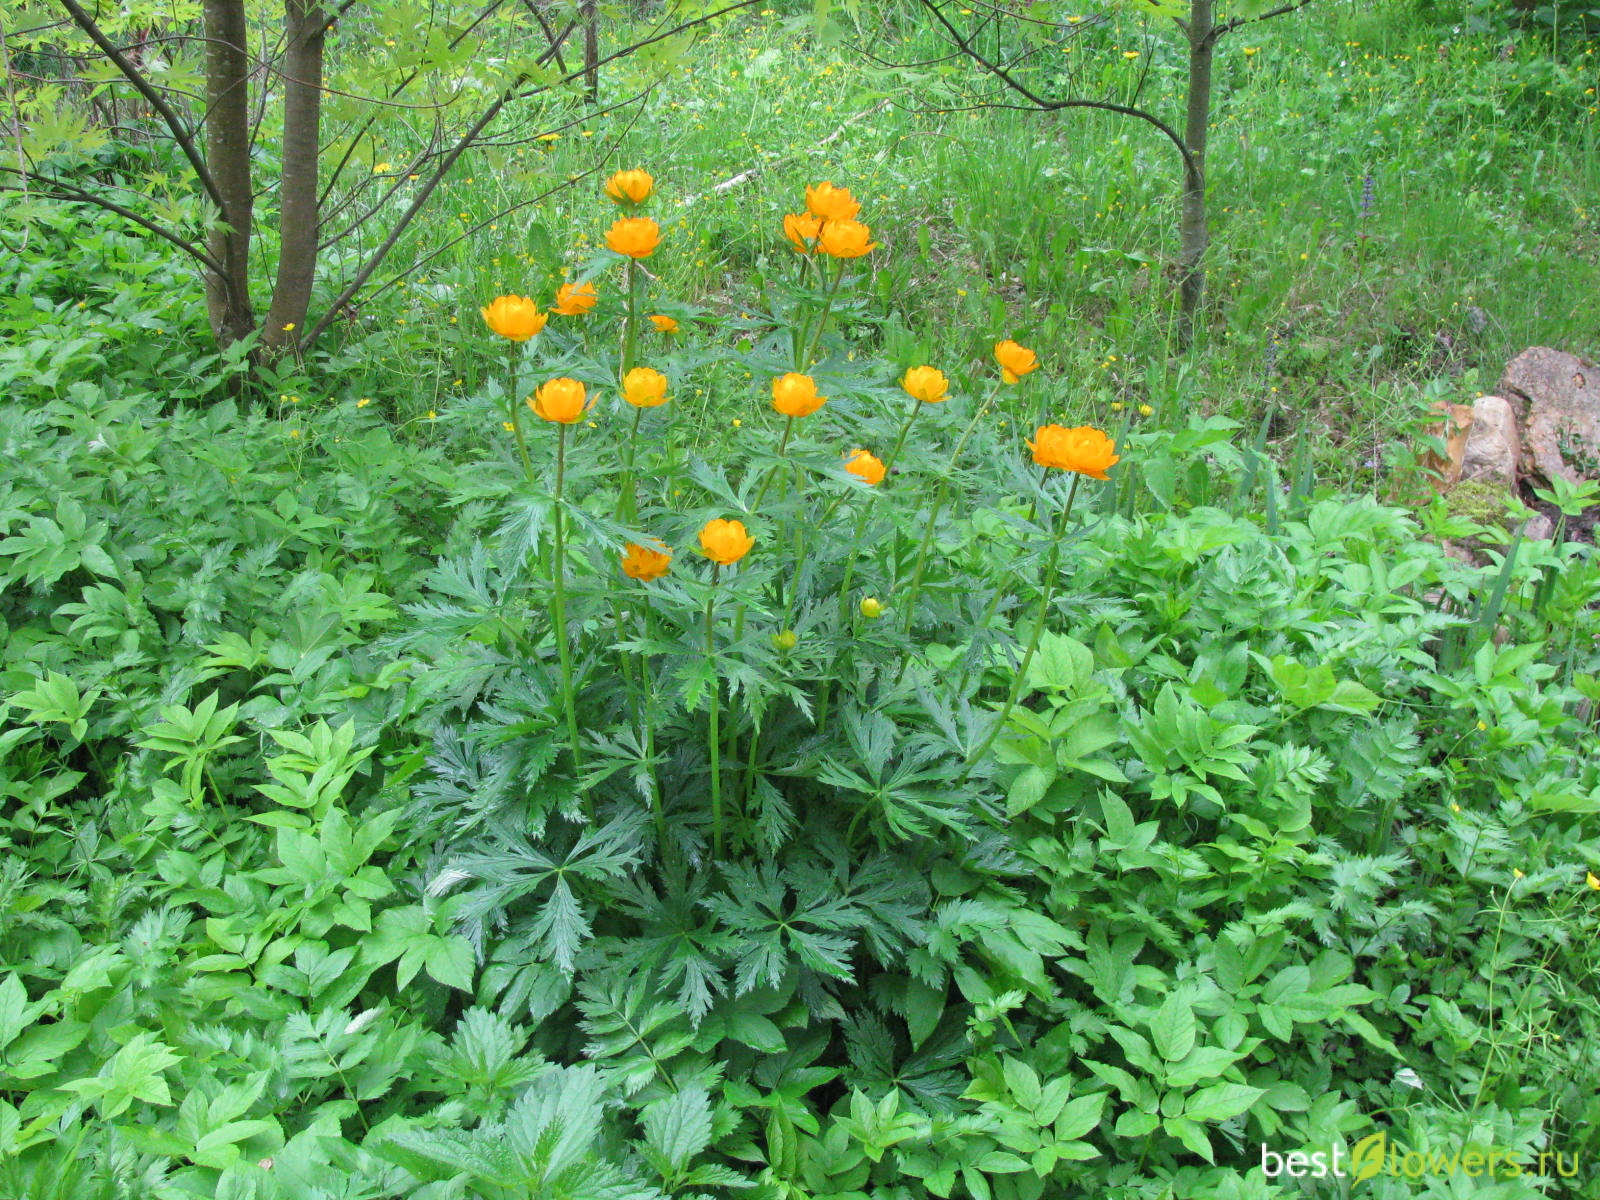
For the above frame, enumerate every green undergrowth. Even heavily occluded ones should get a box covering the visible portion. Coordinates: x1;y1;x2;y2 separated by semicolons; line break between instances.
4;1;1600;1197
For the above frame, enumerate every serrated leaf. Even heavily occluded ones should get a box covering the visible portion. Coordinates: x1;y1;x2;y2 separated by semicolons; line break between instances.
643;1083;714;1171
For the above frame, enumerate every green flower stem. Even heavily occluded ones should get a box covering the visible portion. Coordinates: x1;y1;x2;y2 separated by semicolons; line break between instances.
617;403;646;526
644;605;665;844
800;258;848;370
550;423;587;810
731;416;794;648
620;259;640;379
706;563;725;857
898;382;1003;637
883;398;924;479
813;504;874;733
506;343;536;486
961;474;1080;781
956;467;1053;698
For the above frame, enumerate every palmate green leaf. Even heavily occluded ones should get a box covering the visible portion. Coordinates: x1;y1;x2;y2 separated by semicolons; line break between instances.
440;812;647;975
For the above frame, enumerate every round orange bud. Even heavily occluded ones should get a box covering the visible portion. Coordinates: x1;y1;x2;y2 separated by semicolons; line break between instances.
771;373;825;418
553;280;598;315
699;518;754;566
529;377;588;424
622;367;670;408
621;541;671;580
481;295;548;341
901;365;949;403
604;168;654;205
606;216;660;258
844;448;886;485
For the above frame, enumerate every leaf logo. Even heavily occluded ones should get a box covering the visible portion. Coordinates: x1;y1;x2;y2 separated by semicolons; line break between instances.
1352;1132;1388;1182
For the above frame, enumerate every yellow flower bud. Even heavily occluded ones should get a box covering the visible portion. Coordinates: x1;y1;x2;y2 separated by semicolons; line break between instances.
859;597;884;618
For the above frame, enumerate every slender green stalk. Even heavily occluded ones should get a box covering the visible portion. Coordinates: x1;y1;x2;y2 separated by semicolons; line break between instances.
961;474;1080;780
814;505;874;732
620;259;640;378
883;398;924;478
898;382;1003;636
643;604;665;845
618;402;646;526
705;563;724;856
506;342;536;485
799;258;848;369
550;423;586;808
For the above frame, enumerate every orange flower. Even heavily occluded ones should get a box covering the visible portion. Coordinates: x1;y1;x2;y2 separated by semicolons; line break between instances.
621;541;671;580
1028;424;1119;479
805;181;861;222
606;216;660;258
481;295;548;341
604;168;654;205
622;366;670;408
994;339;1038;384
649;313;679;333
699;518;754;565
529;377;589;424
817;219;877;259
844;448;886;485
783;211;824;253
901;365;949;403
771;373;825;418
553;280;599;316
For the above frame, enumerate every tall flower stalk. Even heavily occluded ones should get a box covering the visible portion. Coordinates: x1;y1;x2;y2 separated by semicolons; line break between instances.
530;377;592;809
698;519;755;856
961;424;1119;780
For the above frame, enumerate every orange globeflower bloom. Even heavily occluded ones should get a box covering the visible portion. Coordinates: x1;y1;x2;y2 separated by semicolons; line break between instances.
649;313;679;333
553;280;599;315
604;168;654;205
783;211;824;253
621;541;672;580
772;373;826;418
805;181;861;222
844;448;887;485
901;365;949;403
1028;424;1120;479
481;295;548;341
699;518;755;565
606;216;660;258
529;377;589;424
622;366;670;408
817;219;877;259
994;339;1039;384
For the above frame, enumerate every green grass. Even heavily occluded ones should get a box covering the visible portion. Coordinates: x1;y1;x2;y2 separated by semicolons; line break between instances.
312;0;1597;495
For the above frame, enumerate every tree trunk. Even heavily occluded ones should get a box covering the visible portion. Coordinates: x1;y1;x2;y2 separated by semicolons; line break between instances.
582;0;599;103
264;0;327;355
201;0;256;349
1177;0;1213;350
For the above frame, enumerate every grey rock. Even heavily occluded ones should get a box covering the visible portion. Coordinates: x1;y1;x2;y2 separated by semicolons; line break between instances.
1497;347;1600;485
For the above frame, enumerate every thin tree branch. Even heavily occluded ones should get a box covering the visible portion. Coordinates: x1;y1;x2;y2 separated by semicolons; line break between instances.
0;166;225;275
1203;0;1315;49
913;0;1198;188
54;0;225;211
303;89;651;350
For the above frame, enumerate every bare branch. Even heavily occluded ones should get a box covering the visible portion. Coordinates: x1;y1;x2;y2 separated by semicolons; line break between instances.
54;0;225;211
1204;0;1315;49
912;0;1199;189
0;165;224;275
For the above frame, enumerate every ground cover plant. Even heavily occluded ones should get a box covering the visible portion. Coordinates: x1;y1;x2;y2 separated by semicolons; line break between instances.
2;0;1600;1197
